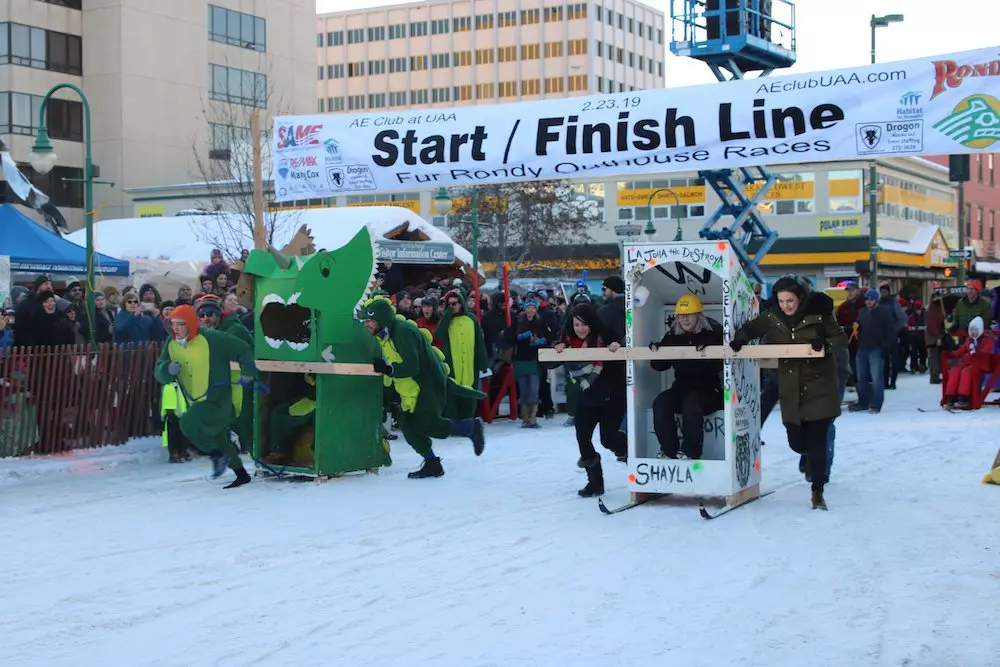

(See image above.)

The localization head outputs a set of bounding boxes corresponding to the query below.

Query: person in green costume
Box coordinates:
[193,294,255,453]
[264,374,316,464]
[362,295,486,478]
[437,287,488,423]
[154,304,257,489]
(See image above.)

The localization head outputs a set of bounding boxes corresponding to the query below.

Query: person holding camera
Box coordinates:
[113,292,166,344]
[729,274,847,511]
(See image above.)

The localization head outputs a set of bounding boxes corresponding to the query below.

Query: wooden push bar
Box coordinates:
[232,360,380,376]
[536,344,822,364]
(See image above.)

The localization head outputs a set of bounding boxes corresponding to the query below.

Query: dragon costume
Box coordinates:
[437,288,488,421]
[154,305,258,489]
[195,294,255,453]
[361,295,486,478]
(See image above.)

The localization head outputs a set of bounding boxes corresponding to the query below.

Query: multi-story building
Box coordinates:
[0,0,315,230]
[926,154,1000,275]
[316,0,666,114]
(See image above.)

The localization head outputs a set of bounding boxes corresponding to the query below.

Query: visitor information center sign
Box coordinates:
[272,46,1000,201]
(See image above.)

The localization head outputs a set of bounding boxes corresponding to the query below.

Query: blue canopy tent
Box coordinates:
[0,204,129,277]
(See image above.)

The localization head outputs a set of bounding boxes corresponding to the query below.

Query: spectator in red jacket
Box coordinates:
[945,316,994,409]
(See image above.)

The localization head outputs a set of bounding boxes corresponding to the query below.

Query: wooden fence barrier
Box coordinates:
[0,343,163,458]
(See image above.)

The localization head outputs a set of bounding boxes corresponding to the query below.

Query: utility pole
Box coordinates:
[957,182,967,284]
[868,13,904,288]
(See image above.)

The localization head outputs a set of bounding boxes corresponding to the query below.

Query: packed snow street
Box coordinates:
[1,376,996,667]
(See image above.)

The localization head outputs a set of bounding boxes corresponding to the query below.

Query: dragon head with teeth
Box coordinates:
[241,225,377,362]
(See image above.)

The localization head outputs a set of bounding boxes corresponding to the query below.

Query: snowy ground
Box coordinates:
[2,375,997,667]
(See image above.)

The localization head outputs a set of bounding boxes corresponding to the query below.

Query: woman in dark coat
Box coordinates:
[553,303,626,498]
[730,274,847,510]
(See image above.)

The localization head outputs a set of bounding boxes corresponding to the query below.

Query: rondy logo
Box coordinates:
[931,57,1000,100]
[859,125,882,148]
[276,124,323,150]
[933,94,1000,149]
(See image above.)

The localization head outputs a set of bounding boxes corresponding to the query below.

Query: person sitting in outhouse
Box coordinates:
[648,294,724,460]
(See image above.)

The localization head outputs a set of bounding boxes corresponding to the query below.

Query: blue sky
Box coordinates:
[315,0,999,88]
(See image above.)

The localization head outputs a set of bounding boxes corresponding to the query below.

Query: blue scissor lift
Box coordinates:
[670,0,797,281]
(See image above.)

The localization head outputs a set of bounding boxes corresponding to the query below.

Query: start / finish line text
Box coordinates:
[368,100,846,168]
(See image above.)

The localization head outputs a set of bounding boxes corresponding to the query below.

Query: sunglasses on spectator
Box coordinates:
[126,299,139,305]
[197,310,219,318]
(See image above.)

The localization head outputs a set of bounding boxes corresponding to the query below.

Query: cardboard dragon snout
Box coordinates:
[243,226,387,477]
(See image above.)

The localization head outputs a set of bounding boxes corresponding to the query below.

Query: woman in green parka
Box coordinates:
[730,274,847,511]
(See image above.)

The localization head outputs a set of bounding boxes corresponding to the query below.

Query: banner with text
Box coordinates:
[273,47,1000,201]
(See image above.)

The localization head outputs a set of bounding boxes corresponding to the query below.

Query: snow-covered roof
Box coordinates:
[67,207,473,267]
[877,225,942,255]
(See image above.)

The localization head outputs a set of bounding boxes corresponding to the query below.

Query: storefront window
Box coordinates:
[828,168,862,213]
[570,182,606,222]
[616,177,705,221]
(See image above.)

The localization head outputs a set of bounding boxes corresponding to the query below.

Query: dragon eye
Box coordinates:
[321,267,330,278]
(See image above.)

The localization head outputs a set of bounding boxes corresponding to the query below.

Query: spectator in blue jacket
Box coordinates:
[114,292,166,344]
[0,309,13,355]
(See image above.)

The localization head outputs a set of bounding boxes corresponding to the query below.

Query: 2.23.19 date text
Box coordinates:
[581,96,642,111]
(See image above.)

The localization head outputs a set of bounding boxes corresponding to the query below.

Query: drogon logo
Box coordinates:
[930,58,1000,100]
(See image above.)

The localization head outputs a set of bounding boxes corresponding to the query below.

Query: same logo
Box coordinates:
[276,124,323,150]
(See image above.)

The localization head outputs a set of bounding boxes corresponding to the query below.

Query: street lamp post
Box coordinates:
[28,83,109,342]
[642,187,683,241]
[868,13,904,288]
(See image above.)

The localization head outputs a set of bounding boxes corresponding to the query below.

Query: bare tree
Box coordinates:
[446,180,601,278]
[188,58,297,261]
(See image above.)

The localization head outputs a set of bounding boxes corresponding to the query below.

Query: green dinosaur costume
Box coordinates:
[219,312,253,346]
[153,305,257,478]
[437,288,488,420]
[217,311,254,451]
[361,295,486,476]
[267,374,316,458]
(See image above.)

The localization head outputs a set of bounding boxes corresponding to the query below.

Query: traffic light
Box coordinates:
[949,155,970,182]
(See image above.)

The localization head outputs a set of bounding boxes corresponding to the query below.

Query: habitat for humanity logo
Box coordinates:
[323,138,342,164]
[933,94,1000,149]
[897,91,922,119]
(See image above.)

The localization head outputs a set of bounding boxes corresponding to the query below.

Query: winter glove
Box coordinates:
[166,362,181,376]
[695,343,710,352]
[810,335,826,352]
[648,340,660,351]
[372,357,394,376]
[530,337,547,347]
[517,331,532,341]
[729,339,745,352]
[238,375,255,387]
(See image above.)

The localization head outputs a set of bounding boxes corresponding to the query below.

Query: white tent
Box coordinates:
[66,207,474,284]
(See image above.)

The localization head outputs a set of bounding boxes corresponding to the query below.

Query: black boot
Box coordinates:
[224,467,252,489]
[470,418,485,456]
[811,488,827,510]
[408,457,444,479]
[578,461,604,497]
